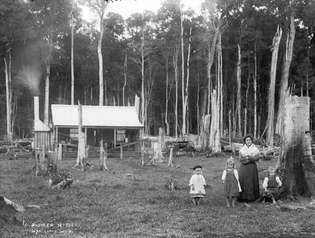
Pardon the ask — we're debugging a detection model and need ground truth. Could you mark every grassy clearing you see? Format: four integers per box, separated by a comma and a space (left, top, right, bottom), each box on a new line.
0, 154, 315, 237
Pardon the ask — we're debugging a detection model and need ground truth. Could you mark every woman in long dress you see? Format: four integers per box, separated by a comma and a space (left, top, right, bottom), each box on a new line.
238, 135, 260, 202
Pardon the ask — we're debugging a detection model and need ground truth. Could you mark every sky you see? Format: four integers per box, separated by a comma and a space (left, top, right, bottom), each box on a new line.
81, 0, 203, 22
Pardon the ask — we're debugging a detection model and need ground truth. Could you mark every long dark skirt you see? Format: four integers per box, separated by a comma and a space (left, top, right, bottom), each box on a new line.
238, 162, 260, 202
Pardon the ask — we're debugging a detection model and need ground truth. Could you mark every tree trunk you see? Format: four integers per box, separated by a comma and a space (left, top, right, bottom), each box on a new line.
244, 60, 250, 136
199, 90, 208, 150
75, 102, 86, 169
99, 140, 109, 171
44, 60, 50, 125
236, 44, 242, 137
173, 46, 179, 138
71, 9, 75, 105
141, 21, 145, 125
98, 10, 105, 106
209, 90, 221, 152
123, 51, 127, 106
90, 86, 93, 104
4, 52, 13, 141
165, 54, 170, 136
254, 41, 258, 139
278, 95, 313, 198
180, 5, 185, 136
183, 26, 192, 136
207, 27, 219, 114
276, 15, 296, 135
266, 26, 282, 147
197, 71, 200, 136
217, 32, 223, 137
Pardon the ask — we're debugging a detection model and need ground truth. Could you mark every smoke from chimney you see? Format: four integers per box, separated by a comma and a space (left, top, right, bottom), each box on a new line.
17, 65, 41, 96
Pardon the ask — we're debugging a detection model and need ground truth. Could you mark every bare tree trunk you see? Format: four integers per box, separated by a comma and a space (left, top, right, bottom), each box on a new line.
165, 55, 170, 136
75, 102, 86, 169
84, 88, 87, 105
90, 86, 93, 104
70, 2, 75, 105
141, 20, 145, 125
180, 5, 185, 136
253, 41, 258, 139
182, 26, 192, 136
244, 60, 250, 136
123, 51, 127, 106
44, 60, 50, 125
11, 94, 17, 135
144, 59, 155, 135
4, 52, 13, 141
276, 15, 295, 135
306, 72, 309, 97
98, 5, 105, 106
209, 90, 221, 152
99, 139, 109, 171
197, 71, 200, 136
173, 46, 179, 138
217, 32, 223, 137
236, 44, 242, 137
278, 95, 312, 198
228, 110, 232, 149
267, 26, 282, 147
200, 90, 208, 150
207, 28, 219, 114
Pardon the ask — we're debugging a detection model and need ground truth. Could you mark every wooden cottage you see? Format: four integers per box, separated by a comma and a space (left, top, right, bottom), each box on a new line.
51, 104, 144, 150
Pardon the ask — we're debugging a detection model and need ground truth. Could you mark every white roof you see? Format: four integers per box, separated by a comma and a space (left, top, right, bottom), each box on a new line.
51, 104, 143, 128
34, 119, 50, 132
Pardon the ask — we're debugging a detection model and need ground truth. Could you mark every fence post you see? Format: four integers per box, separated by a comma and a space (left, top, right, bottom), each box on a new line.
120, 146, 123, 160
58, 143, 63, 161
141, 140, 144, 166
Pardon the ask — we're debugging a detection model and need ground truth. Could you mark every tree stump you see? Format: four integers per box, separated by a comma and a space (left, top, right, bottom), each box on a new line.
99, 140, 109, 171
141, 141, 145, 166
278, 95, 313, 198
168, 147, 174, 167
57, 143, 62, 161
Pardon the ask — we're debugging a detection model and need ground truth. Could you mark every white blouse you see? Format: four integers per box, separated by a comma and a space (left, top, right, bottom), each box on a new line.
239, 144, 260, 157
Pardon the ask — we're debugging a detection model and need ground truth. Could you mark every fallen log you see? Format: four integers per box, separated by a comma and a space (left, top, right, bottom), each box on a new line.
0, 196, 24, 226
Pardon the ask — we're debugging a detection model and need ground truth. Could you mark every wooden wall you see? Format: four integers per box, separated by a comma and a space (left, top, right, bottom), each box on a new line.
34, 131, 52, 151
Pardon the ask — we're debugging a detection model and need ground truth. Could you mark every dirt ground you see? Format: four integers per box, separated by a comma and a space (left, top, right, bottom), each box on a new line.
1, 153, 315, 238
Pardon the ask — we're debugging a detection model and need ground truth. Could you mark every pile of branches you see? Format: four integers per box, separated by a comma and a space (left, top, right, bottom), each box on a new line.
48, 169, 73, 189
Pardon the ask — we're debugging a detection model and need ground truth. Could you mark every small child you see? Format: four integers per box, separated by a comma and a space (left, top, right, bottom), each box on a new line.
189, 165, 206, 205
221, 157, 242, 207
262, 167, 282, 204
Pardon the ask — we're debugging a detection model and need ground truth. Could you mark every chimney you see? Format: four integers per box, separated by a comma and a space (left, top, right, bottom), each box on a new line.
34, 96, 39, 121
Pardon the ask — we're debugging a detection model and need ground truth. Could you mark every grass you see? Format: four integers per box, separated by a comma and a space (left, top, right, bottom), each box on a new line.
0, 153, 315, 237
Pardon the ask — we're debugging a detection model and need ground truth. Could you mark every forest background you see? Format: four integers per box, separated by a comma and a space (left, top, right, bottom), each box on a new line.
0, 0, 314, 144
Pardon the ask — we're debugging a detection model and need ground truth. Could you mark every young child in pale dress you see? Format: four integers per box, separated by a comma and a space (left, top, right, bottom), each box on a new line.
221, 157, 242, 207
189, 165, 206, 205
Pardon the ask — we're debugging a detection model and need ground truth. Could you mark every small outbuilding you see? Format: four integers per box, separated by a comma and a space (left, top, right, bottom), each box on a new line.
33, 96, 52, 150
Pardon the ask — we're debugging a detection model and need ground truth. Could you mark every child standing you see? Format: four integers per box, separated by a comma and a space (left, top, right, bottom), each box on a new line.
262, 167, 282, 204
189, 165, 206, 205
221, 157, 242, 207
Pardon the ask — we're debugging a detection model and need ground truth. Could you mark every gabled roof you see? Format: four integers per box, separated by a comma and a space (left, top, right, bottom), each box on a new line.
51, 104, 143, 128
